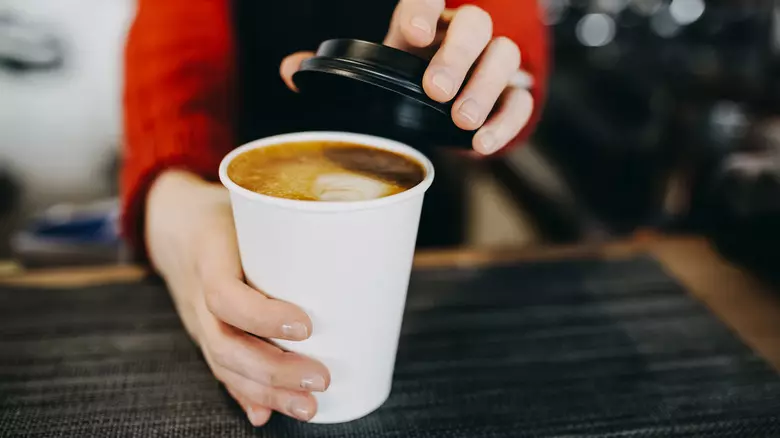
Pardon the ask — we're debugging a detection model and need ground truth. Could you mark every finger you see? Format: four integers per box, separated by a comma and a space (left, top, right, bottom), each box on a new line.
219, 366, 317, 422
226, 386, 273, 427
280, 51, 316, 92
246, 405, 273, 427
473, 86, 534, 155
203, 318, 330, 392
203, 272, 312, 341
196, 231, 312, 341
451, 37, 520, 131
385, 0, 447, 49
423, 5, 493, 103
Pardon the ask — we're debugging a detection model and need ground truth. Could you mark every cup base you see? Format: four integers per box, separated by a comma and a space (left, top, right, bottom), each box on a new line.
308, 390, 391, 424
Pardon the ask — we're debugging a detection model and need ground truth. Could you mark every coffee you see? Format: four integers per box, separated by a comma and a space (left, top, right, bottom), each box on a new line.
227, 141, 426, 201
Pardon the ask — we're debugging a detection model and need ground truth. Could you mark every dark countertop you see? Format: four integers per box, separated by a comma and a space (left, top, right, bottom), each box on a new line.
2, 236, 780, 437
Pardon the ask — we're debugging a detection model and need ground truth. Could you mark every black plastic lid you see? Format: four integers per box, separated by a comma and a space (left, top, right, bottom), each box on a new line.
292, 39, 473, 149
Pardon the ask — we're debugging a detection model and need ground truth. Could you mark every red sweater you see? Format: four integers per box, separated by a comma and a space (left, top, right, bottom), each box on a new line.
122, 0, 549, 254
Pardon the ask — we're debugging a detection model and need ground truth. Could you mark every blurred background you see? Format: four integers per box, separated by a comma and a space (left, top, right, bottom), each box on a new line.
0, 0, 778, 282
0, 0, 132, 266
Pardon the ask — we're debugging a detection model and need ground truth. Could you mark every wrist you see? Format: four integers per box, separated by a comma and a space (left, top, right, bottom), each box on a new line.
145, 169, 228, 271
148, 169, 227, 211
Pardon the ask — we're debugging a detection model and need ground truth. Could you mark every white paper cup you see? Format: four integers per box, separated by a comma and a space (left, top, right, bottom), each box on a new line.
219, 131, 434, 423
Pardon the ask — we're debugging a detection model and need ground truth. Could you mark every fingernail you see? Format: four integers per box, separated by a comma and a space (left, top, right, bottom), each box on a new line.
458, 99, 483, 125
281, 322, 309, 340
300, 375, 326, 392
432, 71, 454, 96
476, 130, 500, 154
410, 17, 432, 36
288, 399, 313, 421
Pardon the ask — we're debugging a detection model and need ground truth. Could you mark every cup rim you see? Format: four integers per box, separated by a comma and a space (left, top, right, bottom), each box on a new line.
219, 131, 435, 212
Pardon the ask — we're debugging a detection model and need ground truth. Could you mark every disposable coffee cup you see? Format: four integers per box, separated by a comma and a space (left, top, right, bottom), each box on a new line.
219, 131, 434, 423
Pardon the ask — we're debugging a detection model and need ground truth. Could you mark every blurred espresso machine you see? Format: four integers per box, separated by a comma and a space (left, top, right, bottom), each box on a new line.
515, 0, 780, 281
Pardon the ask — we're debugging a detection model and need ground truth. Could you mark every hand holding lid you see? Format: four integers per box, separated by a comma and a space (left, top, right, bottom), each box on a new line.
280, 1, 533, 156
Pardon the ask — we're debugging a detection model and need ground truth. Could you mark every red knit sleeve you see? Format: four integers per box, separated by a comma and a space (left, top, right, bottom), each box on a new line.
121, 0, 236, 256
446, 0, 549, 145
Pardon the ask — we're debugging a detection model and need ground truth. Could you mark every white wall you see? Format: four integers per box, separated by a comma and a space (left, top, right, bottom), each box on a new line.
0, 0, 135, 211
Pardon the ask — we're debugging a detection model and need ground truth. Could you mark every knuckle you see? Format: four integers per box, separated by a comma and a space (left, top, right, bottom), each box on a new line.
249, 388, 275, 407
471, 69, 505, 91
203, 283, 224, 317
261, 368, 279, 387
272, 392, 294, 413
258, 352, 285, 387
443, 40, 483, 66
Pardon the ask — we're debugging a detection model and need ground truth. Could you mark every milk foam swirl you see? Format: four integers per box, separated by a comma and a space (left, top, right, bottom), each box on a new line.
313, 173, 393, 201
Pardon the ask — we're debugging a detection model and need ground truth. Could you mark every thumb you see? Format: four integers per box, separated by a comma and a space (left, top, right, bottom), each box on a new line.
280, 51, 315, 92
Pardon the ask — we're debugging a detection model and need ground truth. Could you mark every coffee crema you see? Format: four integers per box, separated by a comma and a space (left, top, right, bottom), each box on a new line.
227, 141, 426, 201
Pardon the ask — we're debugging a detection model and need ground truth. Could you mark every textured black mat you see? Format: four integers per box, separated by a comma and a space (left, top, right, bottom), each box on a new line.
2, 257, 780, 437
